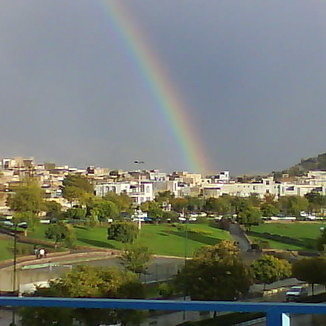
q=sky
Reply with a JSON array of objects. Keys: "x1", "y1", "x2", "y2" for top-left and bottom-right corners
[{"x1": 0, "y1": 0, "x2": 326, "y2": 175}]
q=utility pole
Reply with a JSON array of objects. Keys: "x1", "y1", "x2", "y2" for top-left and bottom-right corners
[{"x1": 134, "y1": 161, "x2": 144, "y2": 230}]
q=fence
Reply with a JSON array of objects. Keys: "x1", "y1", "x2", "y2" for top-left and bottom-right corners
[{"x1": 2, "y1": 296, "x2": 326, "y2": 326}]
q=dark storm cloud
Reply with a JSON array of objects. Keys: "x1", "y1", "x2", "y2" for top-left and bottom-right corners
[{"x1": 0, "y1": 0, "x2": 326, "y2": 174}]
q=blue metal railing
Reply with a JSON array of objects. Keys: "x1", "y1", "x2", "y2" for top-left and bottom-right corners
[{"x1": 1, "y1": 296, "x2": 326, "y2": 326}]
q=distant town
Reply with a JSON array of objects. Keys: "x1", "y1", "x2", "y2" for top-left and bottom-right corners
[
  {"x1": 2, "y1": 156, "x2": 326, "y2": 326},
  {"x1": 0, "y1": 156, "x2": 325, "y2": 212}
]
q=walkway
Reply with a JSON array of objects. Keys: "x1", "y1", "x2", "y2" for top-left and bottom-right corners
[
  {"x1": 229, "y1": 223, "x2": 251, "y2": 251},
  {"x1": 0, "y1": 248, "x2": 119, "y2": 271}
]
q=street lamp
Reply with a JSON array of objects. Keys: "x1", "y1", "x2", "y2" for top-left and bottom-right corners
[
  {"x1": 134, "y1": 161, "x2": 144, "y2": 230},
  {"x1": 11, "y1": 221, "x2": 27, "y2": 326},
  {"x1": 183, "y1": 209, "x2": 189, "y2": 321}
]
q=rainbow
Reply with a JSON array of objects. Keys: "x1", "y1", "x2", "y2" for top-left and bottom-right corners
[{"x1": 99, "y1": 1, "x2": 213, "y2": 174}]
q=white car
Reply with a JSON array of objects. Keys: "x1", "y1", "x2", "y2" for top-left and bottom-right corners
[{"x1": 286, "y1": 286, "x2": 308, "y2": 302}]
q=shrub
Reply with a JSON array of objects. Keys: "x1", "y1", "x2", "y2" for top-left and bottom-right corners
[{"x1": 107, "y1": 221, "x2": 139, "y2": 243}]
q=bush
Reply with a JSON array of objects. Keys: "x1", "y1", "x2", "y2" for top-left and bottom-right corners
[
  {"x1": 107, "y1": 221, "x2": 139, "y2": 243},
  {"x1": 188, "y1": 229, "x2": 212, "y2": 236},
  {"x1": 252, "y1": 240, "x2": 270, "y2": 249},
  {"x1": 248, "y1": 231, "x2": 303, "y2": 247},
  {"x1": 176, "y1": 224, "x2": 186, "y2": 231},
  {"x1": 158, "y1": 282, "x2": 174, "y2": 298},
  {"x1": 9, "y1": 243, "x2": 34, "y2": 256}
]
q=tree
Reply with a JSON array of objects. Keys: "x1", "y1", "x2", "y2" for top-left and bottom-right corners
[
  {"x1": 237, "y1": 206, "x2": 262, "y2": 230},
  {"x1": 251, "y1": 254, "x2": 291, "y2": 290},
  {"x1": 62, "y1": 174, "x2": 93, "y2": 204},
  {"x1": 19, "y1": 265, "x2": 145, "y2": 326},
  {"x1": 65, "y1": 207, "x2": 87, "y2": 220},
  {"x1": 43, "y1": 200, "x2": 63, "y2": 220},
  {"x1": 104, "y1": 191, "x2": 133, "y2": 216},
  {"x1": 62, "y1": 174, "x2": 93, "y2": 193},
  {"x1": 140, "y1": 201, "x2": 164, "y2": 222},
  {"x1": 107, "y1": 221, "x2": 139, "y2": 243},
  {"x1": 316, "y1": 228, "x2": 326, "y2": 251},
  {"x1": 305, "y1": 191, "x2": 326, "y2": 214},
  {"x1": 186, "y1": 196, "x2": 205, "y2": 213},
  {"x1": 7, "y1": 177, "x2": 44, "y2": 214},
  {"x1": 45, "y1": 222, "x2": 76, "y2": 247},
  {"x1": 120, "y1": 244, "x2": 152, "y2": 276},
  {"x1": 162, "y1": 210, "x2": 179, "y2": 222},
  {"x1": 263, "y1": 193, "x2": 276, "y2": 204},
  {"x1": 248, "y1": 193, "x2": 261, "y2": 207},
  {"x1": 155, "y1": 190, "x2": 175, "y2": 204},
  {"x1": 194, "y1": 240, "x2": 240, "y2": 263},
  {"x1": 277, "y1": 196, "x2": 309, "y2": 218},
  {"x1": 170, "y1": 198, "x2": 188, "y2": 213},
  {"x1": 260, "y1": 203, "x2": 279, "y2": 218},
  {"x1": 173, "y1": 241, "x2": 253, "y2": 302},
  {"x1": 13, "y1": 211, "x2": 39, "y2": 232},
  {"x1": 292, "y1": 258, "x2": 326, "y2": 294},
  {"x1": 140, "y1": 200, "x2": 161, "y2": 212},
  {"x1": 204, "y1": 197, "x2": 232, "y2": 216},
  {"x1": 231, "y1": 197, "x2": 250, "y2": 217}
]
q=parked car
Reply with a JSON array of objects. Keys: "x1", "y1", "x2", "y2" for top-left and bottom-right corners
[{"x1": 286, "y1": 286, "x2": 308, "y2": 302}]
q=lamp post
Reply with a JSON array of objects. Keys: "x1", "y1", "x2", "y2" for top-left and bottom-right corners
[
  {"x1": 134, "y1": 161, "x2": 144, "y2": 230},
  {"x1": 12, "y1": 223, "x2": 17, "y2": 295},
  {"x1": 183, "y1": 209, "x2": 189, "y2": 321},
  {"x1": 11, "y1": 221, "x2": 28, "y2": 325},
  {"x1": 11, "y1": 223, "x2": 18, "y2": 326}
]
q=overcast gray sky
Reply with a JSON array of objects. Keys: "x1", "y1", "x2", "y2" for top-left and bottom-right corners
[{"x1": 1, "y1": 0, "x2": 326, "y2": 175}]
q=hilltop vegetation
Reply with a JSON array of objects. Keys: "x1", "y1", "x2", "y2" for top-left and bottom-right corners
[{"x1": 276, "y1": 152, "x2": 326, "y2": 177}]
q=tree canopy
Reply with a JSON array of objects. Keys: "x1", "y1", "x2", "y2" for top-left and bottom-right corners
[
  {"x1": 61, "y1": 174, "x2": 93, "y2": 204},
  {"x1": 107, "y1": 221, "x2": 139, "y2": 243},
  {"x1": 251, "y1": 254, "x2": 291, "y2": 289},
  {"x1": 292, "y1": 257, "x2": 326, "y2": 294},
  {"x1": 8, "y1": 177, "x2": 44, "y2": 214},
  {"x1": 173, "y1": 241, "x2": 252, "y2": 301},
  {"x1": 237, "y1": 206, "x2": 262, "y2": 229},
  {"x1": 45, "y1": 222, "x2": 76, "y2": 247},
  {"x1": 277, "y1": 196, "x2": 309, "y2": 218},
  {"x1": 19, "y1": 265, "x2": 145, "y2": 326},
  {"x1": 120, "y1": 244, "x2": 152, "y2": 276}
]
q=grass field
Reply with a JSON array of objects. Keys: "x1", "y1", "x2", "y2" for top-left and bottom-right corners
[
  {"x1": 27, "y1": 222, "x2": 230, "y2": 257},
  {"x1": 248, "y1": 222, "x2": 326, "y2": 250},
  {"x1": 0, "y1": 236, "x2": 17, "y2": 261},
  {"x1": 0, "y1": 235, "x2": 37, "y2": 261}
]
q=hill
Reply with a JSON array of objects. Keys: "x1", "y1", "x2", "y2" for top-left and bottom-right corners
[{"x1": 276, "y1": 152, "x2": 326, "y2": 177}]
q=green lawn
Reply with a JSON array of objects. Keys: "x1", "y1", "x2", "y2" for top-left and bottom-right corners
[
  {"x1": 0, "y1": 236, "x2": 16, "y2": 261},
  {"x1": 29, "y1": 223, "x2": 230, "y2": 257},
  {"x1": 136, "y1": 223, "x2": 230, "y2": 257},
  {"x1": 248, "y1": 222, "x2": 326, "y2": 250},
  {"x1": 0, "y1": 236, "x2": 36, "y2": 261}
]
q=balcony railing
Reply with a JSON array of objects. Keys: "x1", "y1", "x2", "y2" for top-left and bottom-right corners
[{"x1": 1, "y1": 296, "x2": 326, "y2": 326}]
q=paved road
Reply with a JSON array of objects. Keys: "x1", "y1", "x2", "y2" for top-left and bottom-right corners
[
  {"x1": 229, "y1": 223, "x2": 251, "y2": 252},
  {"x1": 251, "y1": 284, "x2": 326, "y2": 326}
]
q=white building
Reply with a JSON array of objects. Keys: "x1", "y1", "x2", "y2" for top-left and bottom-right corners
[{"x1": 95, "y1": 181, "x2": 154, "y2": 204}]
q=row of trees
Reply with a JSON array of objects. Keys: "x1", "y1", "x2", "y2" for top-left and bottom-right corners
[
  {"x1": 169, "y1": 193, "x2": 326, "y2": 218},
  {"x1": 17, "y1": 240, "x2": 291, "y2": 325},
  {"x1": 7, "y1": 175, "x2": 326, "y2": 251},
  {"x1": 19, "y1": 241, "x2": 152, "y2": 325},
  {"x1": 175, "y1": 240, "x2": 326, "y2": 302},
  {"x1": 20, "y1": 265, "x2": 146, "y2": 326},
  {"x1": 8, "y1": 175, "x2": 326, "y2": 227},
  {"x1": 17, "y1": 236, "x2": 326, "y2": 324},
  {"x1": 143, "y1": 191, "x2": 326, "y2": 229},
  {"x1": 173, "y1": 240, "x2": 292, "y2": 302}
]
